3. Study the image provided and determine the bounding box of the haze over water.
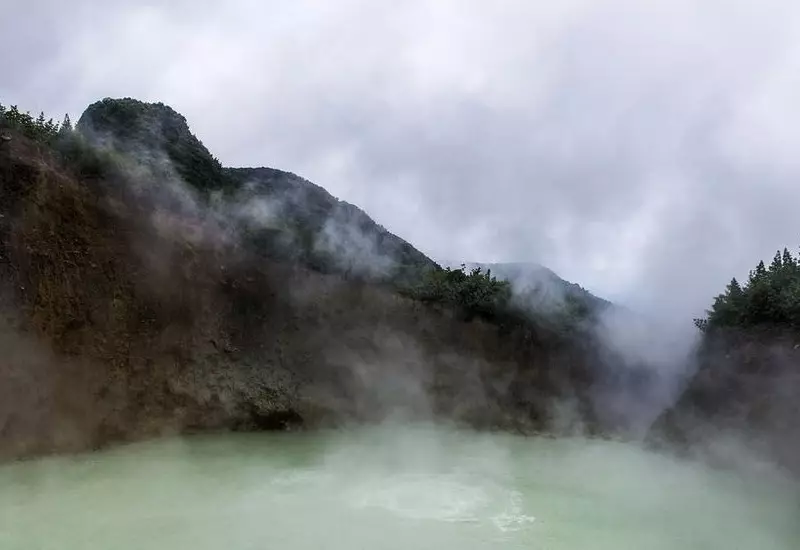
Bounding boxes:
[1,424,797,549]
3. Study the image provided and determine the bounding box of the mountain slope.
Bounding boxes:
[649,250,800,475]
[77,98,437,282]
[226,167,435,281]
[461,261,611,320]
[0,97,623,460]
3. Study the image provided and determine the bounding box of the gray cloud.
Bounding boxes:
[4,0,800,324]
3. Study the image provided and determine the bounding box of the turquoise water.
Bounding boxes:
[1,424,798,549]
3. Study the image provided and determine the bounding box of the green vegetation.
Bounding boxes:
[77,98,231,192]
[0,103,67,144]
[471,262,610,315]
[0,102,119,180]
[403,265,512,322]
[695,248,800,332]
[402,263,599,335]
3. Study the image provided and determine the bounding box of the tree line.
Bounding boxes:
[0,103,72,144]
[403,264,597,336]
[0,101,117,179]
[695,248,800,332]
[403,264,513,322]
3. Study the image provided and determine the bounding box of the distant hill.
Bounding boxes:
[460,261,611,316]
[226,167,436,282]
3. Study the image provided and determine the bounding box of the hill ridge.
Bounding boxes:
[78,97,437,282]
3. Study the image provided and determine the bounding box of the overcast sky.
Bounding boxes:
[4,0,800,323]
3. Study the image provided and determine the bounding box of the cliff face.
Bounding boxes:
[650,329,800,476]
[0,99,622,460]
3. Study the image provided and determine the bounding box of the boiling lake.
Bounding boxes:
[1,424,798,549]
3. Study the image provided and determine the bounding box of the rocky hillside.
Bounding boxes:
[0,98,631,460]
[650,252,800,476]
[650,330,800,476]
[8,97,795,480]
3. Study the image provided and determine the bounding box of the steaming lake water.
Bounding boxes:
[1,424,798,549]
